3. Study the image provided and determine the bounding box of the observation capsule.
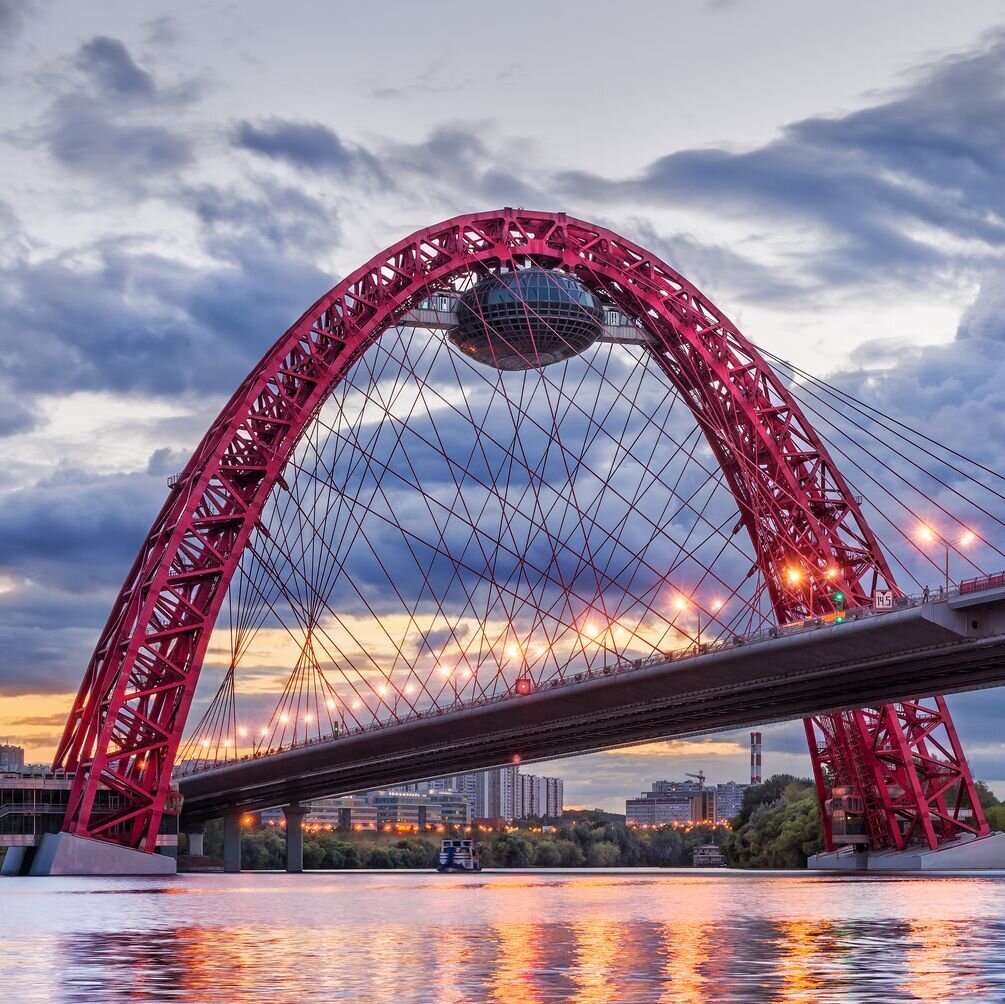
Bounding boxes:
[449,267,604,371]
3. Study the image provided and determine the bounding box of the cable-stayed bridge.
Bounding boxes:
[15,210,1005,875]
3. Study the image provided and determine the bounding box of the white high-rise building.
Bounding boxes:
[476,765,519,819]
[544,777,564,818]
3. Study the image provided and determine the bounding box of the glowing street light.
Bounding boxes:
[673,595,701,651]
[918,524,975,593]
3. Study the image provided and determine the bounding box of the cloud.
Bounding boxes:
[556,32,1005,292]
[5,713,68,727]
[602,738,749,758]
[0,180,337,401]
[0,0,32,46]
[233,119,386,183]
[45,94,191,181]
[76,36,156,100]
[35,36,204,190]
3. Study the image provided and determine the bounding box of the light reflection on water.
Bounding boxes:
[2,869,1005,1003]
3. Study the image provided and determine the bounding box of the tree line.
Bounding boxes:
[184,773,1005,871]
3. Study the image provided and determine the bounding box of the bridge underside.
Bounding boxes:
[179,595,1005,824]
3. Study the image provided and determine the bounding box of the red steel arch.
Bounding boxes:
[52,209,969,851]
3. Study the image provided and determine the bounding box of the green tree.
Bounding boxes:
[732,774,802,827]
[303,840,326,869]
[587,840,621,866]
[533,841,561,867]
[725,781,822,868]
[364,847,393,868]
[556,839,585,866]
[492,834,533,866]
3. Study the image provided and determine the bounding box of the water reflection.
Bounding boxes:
[660,921,712,1002]
[3,872,1005,1003]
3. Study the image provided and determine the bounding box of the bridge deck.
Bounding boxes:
[178,594,1005,823]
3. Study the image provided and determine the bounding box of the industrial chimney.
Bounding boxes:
[750,731,762,785]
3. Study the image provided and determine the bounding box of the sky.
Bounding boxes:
[2,0,1005,809]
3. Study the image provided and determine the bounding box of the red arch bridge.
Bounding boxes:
[21,210,1005,875]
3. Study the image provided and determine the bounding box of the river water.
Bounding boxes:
[2,869,1004,1003]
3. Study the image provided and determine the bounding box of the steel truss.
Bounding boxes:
[52,209,983,851]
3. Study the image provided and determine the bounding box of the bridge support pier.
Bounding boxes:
[183,823,205,858]
[223,811,242,873]
[283,804,306,873]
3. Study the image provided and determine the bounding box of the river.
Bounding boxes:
[2,869,1004,1003]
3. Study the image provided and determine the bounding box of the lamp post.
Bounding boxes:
[673,595,700,651]
[919,526,974,594]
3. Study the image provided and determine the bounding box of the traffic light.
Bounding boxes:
[832,590,845,609]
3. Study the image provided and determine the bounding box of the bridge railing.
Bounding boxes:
[174,577,1005,778]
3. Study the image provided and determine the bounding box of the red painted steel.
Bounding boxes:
[51,209,980,851]
[805,697,989,851]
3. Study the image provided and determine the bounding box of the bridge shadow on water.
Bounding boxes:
[5,871,1005,1003]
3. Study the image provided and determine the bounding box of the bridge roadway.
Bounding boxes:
[178,586,1005,824]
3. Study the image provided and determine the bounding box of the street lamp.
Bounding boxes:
[674,595,701,651]
[785,567,812,616]
[919,525,974,594]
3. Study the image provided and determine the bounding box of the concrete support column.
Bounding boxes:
[184,823,205,858]
[223,811,242,873]
[283,803,307,873]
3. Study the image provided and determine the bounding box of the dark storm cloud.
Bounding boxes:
[0,179,337,399]
[76,35,156,99]
[0,175,342,693]
[557,32,1005,289]
[45,94,191,179]
[37,36,204,189]
[233,119,387,183]
[0,469,171,694]
[0,467,164,591]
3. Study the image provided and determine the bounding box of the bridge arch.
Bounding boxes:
[55,209,900,850]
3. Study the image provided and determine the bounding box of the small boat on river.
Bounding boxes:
[438,838,481,872]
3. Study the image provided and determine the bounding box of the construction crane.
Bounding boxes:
[685,771,706,786]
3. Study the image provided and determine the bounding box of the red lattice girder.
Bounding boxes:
[51,209,968,851]
[805,696,989,851]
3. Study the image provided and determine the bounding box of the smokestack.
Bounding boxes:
[750,731,762,785]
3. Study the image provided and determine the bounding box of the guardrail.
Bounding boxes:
[175,576,1005,778]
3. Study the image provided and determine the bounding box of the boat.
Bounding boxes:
[692,844,727,867]
[438,838,481,872]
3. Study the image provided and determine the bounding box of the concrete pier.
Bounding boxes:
[183,823,205,858]
[223,811,242,873]
[24,832,176,876]
[283,804,306,873]
[809,831,1005,870]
